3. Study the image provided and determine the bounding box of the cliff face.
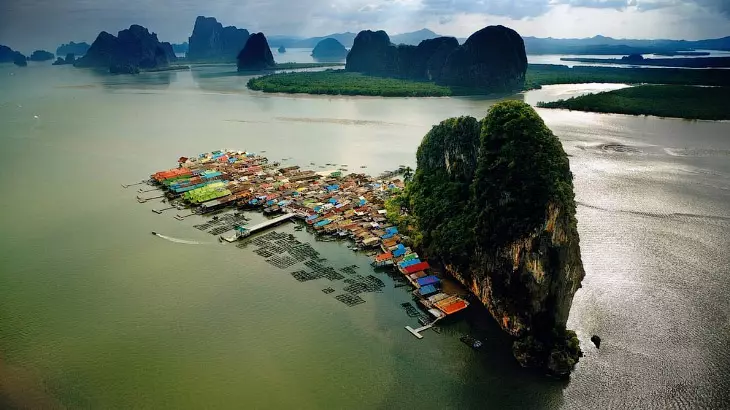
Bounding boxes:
[236,33,275,71]
[187,16,249,61]
[346,26,526,92]
[75,25,175,71]
[408,101,584,376]
[311,38,348,60]
[345,30,395,75]
[439,25,527,91]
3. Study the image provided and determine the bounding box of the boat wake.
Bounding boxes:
[152,232,206,245]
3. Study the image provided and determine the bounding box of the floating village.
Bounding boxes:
[128,149,472,341]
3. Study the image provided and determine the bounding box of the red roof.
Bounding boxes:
[403,262,430,274]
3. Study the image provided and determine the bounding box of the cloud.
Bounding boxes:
[696,0,730,15]
[0,0,728,52]
[556,0,632,9]
[419,0,551,19]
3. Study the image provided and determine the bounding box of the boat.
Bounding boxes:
[151,231,157,235]
[460,335,483,349]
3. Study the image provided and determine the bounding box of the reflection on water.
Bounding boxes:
[0,64,729,409]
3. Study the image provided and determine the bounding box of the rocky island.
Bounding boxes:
[53,53,76,65]
[311,38,348,61]
[237,33,275,71]
[56,41,90,57]
[29,50,55,62]
[0,45,27,66]
[74,25,176,73]
[248,25,527,96]
[187,16,249,62]
[345,26,526,92]
[278,46,286,53]
[402,101,585,376]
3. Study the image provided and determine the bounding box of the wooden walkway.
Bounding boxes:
[221,213,296,242]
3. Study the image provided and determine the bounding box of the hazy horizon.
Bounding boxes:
[1,0,730,52]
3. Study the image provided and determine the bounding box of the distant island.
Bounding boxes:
[74,24,176,73]
[537,85,730,120]
[268,28,441,48]
[278,46,286,53]
[171,42,188,54]
[561,56,730,68]
[0,45,27,66]
[523,34,730,55]
[29,50,55,62]
[56,41,90,57]
[396,101,585,376]
[237,33,275,71]
[311,38,348,61]
[52,53,76,65]
[187,16,249,62]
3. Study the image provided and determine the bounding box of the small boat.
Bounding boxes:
[460,335,483,350]
[151,231,157,235]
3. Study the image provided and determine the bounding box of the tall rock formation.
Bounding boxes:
[346,26,526,92]
[345,30,397,76]
[439,25,527,91]
[75,25,175,72]
[311,38,348,61]
[187,16,249,61]
[407,101,584,377]
[236,33,275,71]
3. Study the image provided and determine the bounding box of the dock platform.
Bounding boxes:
[405,315,443,339]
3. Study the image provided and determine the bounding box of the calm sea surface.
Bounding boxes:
[0,62,729,409]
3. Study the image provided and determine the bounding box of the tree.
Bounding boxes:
[402,166,413,184]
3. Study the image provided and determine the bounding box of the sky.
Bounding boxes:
[1,0,729,52]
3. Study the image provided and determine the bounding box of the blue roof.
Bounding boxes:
[328,198,337,204]
[393,248,407,257]
[314,219,331,227]
[417,276,440,287]
[306,214,318,221]
[418,284,438,296]
[381,233,394,240]
[386,227,398,234]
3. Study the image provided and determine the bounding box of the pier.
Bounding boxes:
[220,213,296,242]
[405,315,444,339]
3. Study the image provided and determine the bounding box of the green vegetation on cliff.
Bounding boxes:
[401,101,585,376]
[537,85,730,120]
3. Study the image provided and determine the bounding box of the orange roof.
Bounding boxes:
[375,252,393,262]
[439,300,468,315]
[382,238,398,247]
